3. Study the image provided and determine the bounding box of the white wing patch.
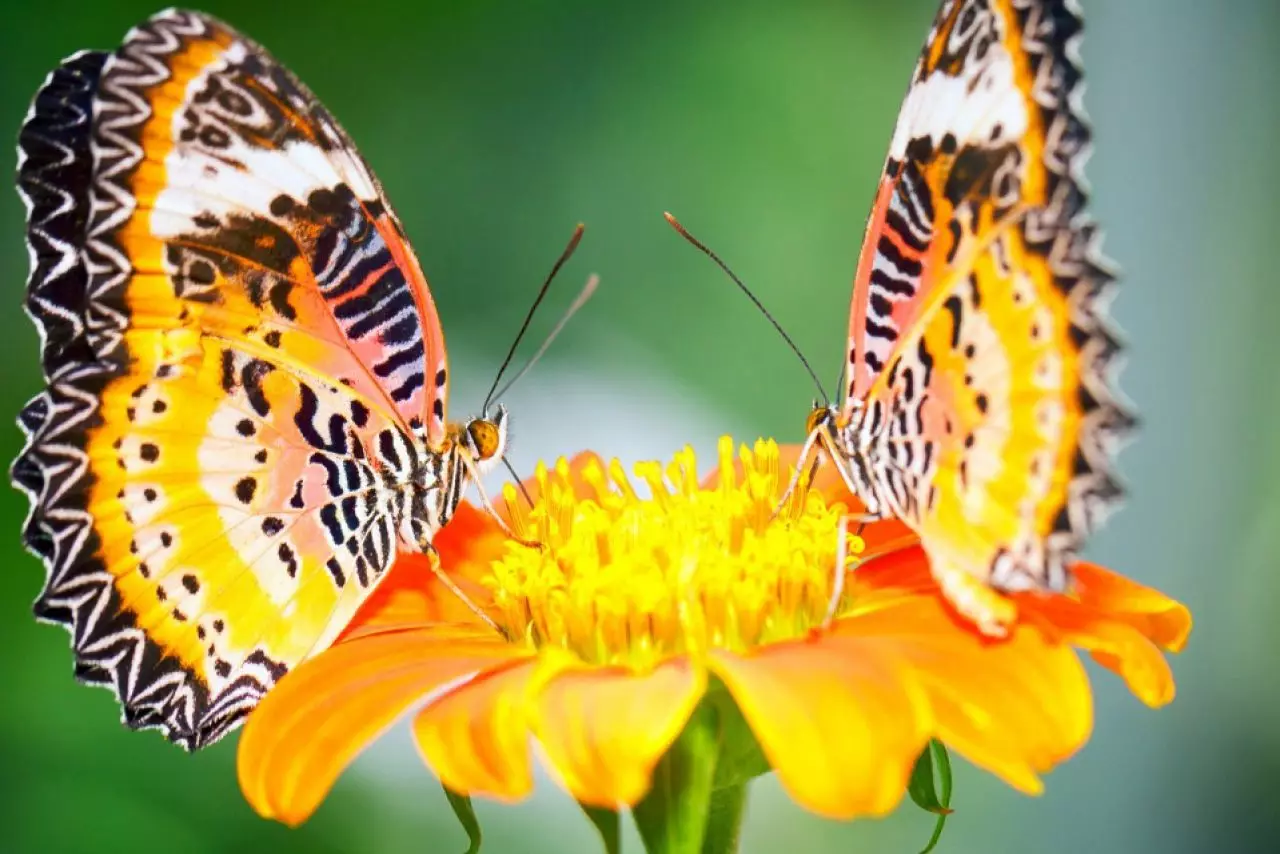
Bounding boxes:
[887,25,1029,161]
[151,41,382,237]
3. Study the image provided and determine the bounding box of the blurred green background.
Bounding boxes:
[0,1,1273,852]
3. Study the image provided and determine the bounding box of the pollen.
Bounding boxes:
[489,437,864,669]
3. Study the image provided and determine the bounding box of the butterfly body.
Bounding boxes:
[15,9,508,747]
[804,403,892,521]
[807,0,1132,635]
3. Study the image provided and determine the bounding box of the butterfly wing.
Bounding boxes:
[839,1,1133,626]
[15,10,451,747]
[99,10,451,439]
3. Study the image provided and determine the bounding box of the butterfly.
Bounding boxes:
[791,0,1135,635]
[15,9,521,749]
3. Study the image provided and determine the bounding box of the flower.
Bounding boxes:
[236,438,1191,827]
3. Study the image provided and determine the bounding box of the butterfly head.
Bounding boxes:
[805,401,835,437]
[458,405,509,475]
[799,399,884,517]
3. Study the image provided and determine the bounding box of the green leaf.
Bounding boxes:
[581,804,622,854]
[632,701,721,854]
[907,740,954,854]
[442,785,483,854]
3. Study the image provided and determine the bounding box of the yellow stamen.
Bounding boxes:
[490,437,865,669]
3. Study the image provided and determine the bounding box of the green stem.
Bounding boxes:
[633,703,720,854]
[701,783,748,854]
[630,683,765,854]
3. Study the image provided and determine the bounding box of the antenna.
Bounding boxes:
[663,212,830,406]
[483,223,585,413]
[492,274,599,404]
[501,455,536,509]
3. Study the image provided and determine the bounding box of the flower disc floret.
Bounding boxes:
[488,438,862,667]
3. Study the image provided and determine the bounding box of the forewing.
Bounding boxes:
[848,0,1074,401]
[89,9,449,439]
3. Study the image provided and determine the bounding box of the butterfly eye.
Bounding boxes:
[805,406,830,436]
[467,420,503,461]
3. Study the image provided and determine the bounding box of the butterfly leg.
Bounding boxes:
[422,543,508,638]
[821,516,879,628]
[471,482,544,551]
[933,562,1016,638]
[773,428,824,520]
[460,456,544,551]
[822,515,854,628]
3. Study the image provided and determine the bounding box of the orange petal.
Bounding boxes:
[709,635,931,819]
[412,656,565,802]
[238,626,523,825]
[435,501,513,582]
[1072,561,1193,653]
[850,544,935,597]
[1016,613,1172,708]
[1018,610,1175,708]
[833,597,1092,795]
[1086,632,1176,708]
[856,519,922,564]
[1011,563,1191,708]
[531,658,706,808]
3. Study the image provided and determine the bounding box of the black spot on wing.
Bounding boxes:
[240,359,274,417]
[943,295,964,350]
[340,495,360,531]
[876,234,923,278]
[268,280,296,320]
[278,543,298,577]
[372,345,420,379]
[325,556,346,587]
[234,477,257,504]
[865,318,897,342]
[318,504,343,545]
[869,268,915,297]
[380,312,420,347]
[884,205,928,253]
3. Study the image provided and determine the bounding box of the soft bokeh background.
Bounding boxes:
[0,1,1273,852]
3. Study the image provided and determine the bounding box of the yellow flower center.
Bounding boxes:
[489,437,863,668]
